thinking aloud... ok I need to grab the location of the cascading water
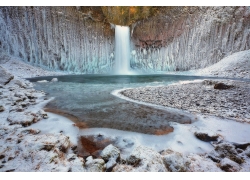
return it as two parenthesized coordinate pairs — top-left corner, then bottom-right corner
(114, 25), (133, 75)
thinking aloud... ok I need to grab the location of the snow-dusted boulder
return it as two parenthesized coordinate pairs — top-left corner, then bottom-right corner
(101, 144), (120, 162)
(7, 112), (36, 126)
(163, 151), (191, 172)
(100, 144), (120, 171)
(127, 145), (167, 172)
(0, 66), (14, 85)
(219, 158), (241, 172)
(213, 142), (244, 164)
(37, 80), (48, 83)
(85, 156), (106, 172)
(39, 109), (49, 119)
(244, 146), (250, 158)
(0, 105), (5, 112)
(51, 78), (58, 82)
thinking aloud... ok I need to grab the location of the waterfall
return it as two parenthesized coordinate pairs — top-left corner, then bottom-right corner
(114, 25), (132, 75)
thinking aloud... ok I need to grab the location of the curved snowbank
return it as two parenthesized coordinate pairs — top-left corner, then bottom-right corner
(194, 50), (250, 79)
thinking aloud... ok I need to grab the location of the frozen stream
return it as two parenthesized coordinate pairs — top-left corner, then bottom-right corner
(27, 74), (250, 156)
(27, 74), (243, 134)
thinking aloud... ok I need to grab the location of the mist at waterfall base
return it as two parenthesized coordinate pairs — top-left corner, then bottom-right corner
(113, 25), (137, 75)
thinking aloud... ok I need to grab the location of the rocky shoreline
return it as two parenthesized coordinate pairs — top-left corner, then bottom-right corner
(1, 54), (250, 171)
(121, 79), (250, 123)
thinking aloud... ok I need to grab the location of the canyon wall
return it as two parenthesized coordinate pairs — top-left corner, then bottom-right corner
(131, 6), (250, 72)
(0, 6), (250, 73)
(0, 6), (115, 73)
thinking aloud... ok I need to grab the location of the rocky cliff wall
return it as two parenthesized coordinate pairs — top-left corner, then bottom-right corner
(0, 6), (115, 73)
(131, 6), (250, 72)
(0, 6), (250, 73)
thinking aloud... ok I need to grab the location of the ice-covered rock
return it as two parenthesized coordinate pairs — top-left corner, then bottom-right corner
(39, 109), (49, 119)
(100, 144), (120, 171)
(101, 144), (120, 162)
(7, 112), (36, 126)
(0, 66), (14, 85)
(244, 146), (250, 158)
(85, 156), (106, 172)
(126, 145), (167, 172)
(51, 78), (58, 82)
(212, 142), (244, 164)
(194, 129), (220, 142)
(37, 80), (48, 83)
(220, 157), (241, 172)
(163, 151), (191, 172)
(0, 105), (5, 112)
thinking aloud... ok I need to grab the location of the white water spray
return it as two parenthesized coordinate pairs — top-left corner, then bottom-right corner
(114, 25), (133, 75)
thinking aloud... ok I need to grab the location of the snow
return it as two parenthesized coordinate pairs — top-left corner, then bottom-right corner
(1, 48), (250, 171)
(0, 57), (67, 78)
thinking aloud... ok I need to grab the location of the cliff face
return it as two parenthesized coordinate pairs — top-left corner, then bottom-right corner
(0, 6), (250, 73)
(0, 6), (115, 73)
(131, 6), (250, 72)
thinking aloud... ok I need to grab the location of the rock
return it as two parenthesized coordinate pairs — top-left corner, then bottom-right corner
(194, 131), (219, 142)
(51, 78), (58, 82)
(244, 146), (250, 157)
(214, 83), (233, 90)
(100, 144), (120, 171)
(214, 142), (244, 164)
(39, 109), (49, 119)
(37, 80), (48, 83)
(13, 80), (26, 88)
(0, 105), (5, 112)
(7, 112), (36, 126)
(232, 142), (250, 150)
(101, 144), (120, 162)
(163, 152), (191, 172)
(0, 66), (14, 85)
(85, 156), (106, 172)
(0, 154), (5, 159)
(127, 145), (167, 172)
(14, 92), (25, 98)
(219, 158), (240, 172)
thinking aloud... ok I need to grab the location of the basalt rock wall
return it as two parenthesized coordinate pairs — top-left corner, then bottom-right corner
(0, 6), (115, 73)
(0, 6), (250, 73)
(131, 6), (250, 72)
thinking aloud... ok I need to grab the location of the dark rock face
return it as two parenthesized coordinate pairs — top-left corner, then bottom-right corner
(0, 6), (115, 74)
(131, 6), (250, 72)
(0, 66), (14, 85)
(214, 83), (233, 90)
(194, 132), (219, 142)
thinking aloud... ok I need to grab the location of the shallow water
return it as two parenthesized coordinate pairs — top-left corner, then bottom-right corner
(27, 74), (241, 135)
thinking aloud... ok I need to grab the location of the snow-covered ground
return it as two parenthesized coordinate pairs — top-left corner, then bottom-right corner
(1, 50), (250, 172)
(163, 50), (250, 79)
(0, 54), (67, 78)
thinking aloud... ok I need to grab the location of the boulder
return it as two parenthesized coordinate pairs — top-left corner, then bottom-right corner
(127, 145), (167, 172)
(0, 105), (5, 112)
(219, 158), (241, 172)
(37, 80), (48, 83)
(85, 156), (106, 172)
(100, 144), (120, 171)
(101, 144), (120, 162)
(214, 83), (233, 90)
(194, 131), (219, 142)
(0, 66), (14, 85)
(163, 152), (191, 172)
(51, 78), (58, 82)
(213, 142), (244, 164)
(244, 146), (250, 158)
(7, 112), (36, 126)
(39, 109), (49, 119)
